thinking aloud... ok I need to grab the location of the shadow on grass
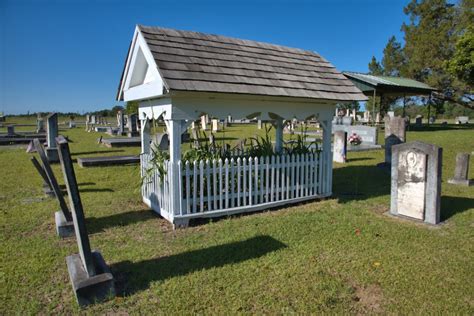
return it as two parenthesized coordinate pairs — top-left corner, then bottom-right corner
(347, 157), (375, 162)
(87, 209), (156, 233)
(112, 235), (286, 296)
(408, 124), (474, 132)
(80, 188), (114, 193)
(441, 195), (474, 221)
(333, 164), (390, 203)
(71, 150), (125, 156)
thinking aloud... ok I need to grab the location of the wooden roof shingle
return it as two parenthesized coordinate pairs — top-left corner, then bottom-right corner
(138, 25), (367, 101)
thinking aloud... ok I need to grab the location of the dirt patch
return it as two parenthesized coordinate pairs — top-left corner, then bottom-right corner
(352, 283), (384, 314)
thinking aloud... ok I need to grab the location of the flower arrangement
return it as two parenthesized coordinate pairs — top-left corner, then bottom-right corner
(348, 133), (362, 146)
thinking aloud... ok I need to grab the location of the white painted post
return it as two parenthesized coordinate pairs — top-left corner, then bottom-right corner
(166, 119), (183, 217)
(321, 119), (333, 195)
(275, 119), (284, 154)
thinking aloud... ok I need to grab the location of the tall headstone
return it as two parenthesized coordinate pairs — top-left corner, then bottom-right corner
(46, 113), (59, 162)
(7, 125), (15, 136)
(384, 116), (406, 165)
(36, 117), (45, 133)
(415, 115), (423, 127)
(390, 141), (442, 225)
(85, 115), (90, 131)
(201, 115), (208, 130)
(333, 131), (347, 163)
(448, 153), (473, 186)
(55, 137), (115, 307)
(257, 120), (262, 129)
(375, 112), (381, 124)
(117, 111), (125, 135)
(212, 119), (220, 132)
(127, 113), (139, 137)
(154, 133), (169, 150)
(351, 109), (357, 120)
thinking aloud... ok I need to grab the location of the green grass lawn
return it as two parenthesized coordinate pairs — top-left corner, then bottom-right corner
(0, 117), (473, 314)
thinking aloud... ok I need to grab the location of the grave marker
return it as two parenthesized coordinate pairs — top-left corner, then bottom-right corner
(333, 131), (347, 163)
(415, 115), (423, 127)
(127, 113), (139, 137)
(7, 125), (15, 136)
(46, 113), (59, 162)
(212, 119), (220, 131)
(390, 141), (442, 225)
(384, 116), (406, 165)
(455, 116), (469, 124)
(117, 111), (125, 135)
(448, 153), (473, 186)
(55, 137), (115, 307)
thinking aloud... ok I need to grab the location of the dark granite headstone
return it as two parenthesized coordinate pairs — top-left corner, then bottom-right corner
(127, 113), (139, 137)
(7, 125), (15, 136)
(46, 113), (59, 162)
(55, 137), (115, 307)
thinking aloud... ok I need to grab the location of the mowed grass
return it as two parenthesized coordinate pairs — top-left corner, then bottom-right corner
(0, 117), (473, 314)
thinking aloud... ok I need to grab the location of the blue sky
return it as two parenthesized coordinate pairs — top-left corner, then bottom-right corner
(1, 0), (409, 114)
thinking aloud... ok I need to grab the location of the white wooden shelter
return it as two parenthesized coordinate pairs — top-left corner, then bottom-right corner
(117, 25), (366, 227)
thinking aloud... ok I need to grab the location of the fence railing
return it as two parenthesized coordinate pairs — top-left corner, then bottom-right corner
(141, 152), (329, 220)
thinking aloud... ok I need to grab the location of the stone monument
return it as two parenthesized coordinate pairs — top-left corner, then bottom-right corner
(127, 113), (139, 137)
(46, 113), (59, 162)
(36, 116), (45, 133)
(55, 137), (115, 307)
(448, 153), (473, 186)
(384, 116), (406, 165)
(390, 141), (442, 225)
(415, 115), (423, 127)
(212, 119), (220, 132)
(117, 111), (125, 135)
(7, 125), (15, 136)
(333, 131), (347, 163)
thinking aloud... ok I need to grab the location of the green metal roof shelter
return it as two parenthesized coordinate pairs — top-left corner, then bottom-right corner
(343, 72), (438, 121)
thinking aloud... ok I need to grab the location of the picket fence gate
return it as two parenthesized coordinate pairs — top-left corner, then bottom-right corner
(141, 151), (331, 226)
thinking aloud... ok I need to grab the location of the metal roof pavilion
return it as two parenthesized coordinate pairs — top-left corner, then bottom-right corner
(343, 72), (436, 97)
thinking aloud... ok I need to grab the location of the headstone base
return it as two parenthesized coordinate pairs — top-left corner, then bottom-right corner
(46, 148), (59, 163)
(447, 178), (473, 186)
(55, 211), (74, 238)
(66, 251), (115, 307)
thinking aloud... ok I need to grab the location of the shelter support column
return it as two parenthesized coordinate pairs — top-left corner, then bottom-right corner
(166, 119), (185, 218)
(274, 118), (284, 154)
(140, 119), (151, 155)
(321, 119), (333, 196)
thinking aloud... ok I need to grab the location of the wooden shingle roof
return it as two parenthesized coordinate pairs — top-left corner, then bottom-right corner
(138, 25), (367, 101)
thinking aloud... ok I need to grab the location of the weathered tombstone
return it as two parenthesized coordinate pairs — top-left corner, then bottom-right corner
(33, 138), (74, 237)
(351, 109), (357, 120)
(448, 153), (473, 186)
(127, 113), (139, 137)
(212, 119), (220, 132)
(90, 115), (97, 124)
(46, 113), (59, 162)
(415, 115), (423, 127)
(342, 116), (352, 125)
(7, 125), (15, 136)
(55, 137), (115, 307)
(154, 133), (169, 150)
(191, 128), (200, 148)
(332, 125), (379, 146)
(201, 115), (208, 130)
(390, 141), (442, 225)
(429, 116), (435, 124)
(375, 112), (381, 124)
(117, 111), (125, 135)
(384, 116), (406, 165)
(455, 116), (469, 124)
(387, 111), (395, 118)
(36, 117), (45, 133)
(257, 120), (262, 129)
(333, 131), (347, 163)
(68, 121), (76, 128)
(85, 115), (90, 131)
(227, 115), (232, 126)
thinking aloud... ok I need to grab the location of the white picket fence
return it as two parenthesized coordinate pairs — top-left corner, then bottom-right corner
(141, 152), (331, 224)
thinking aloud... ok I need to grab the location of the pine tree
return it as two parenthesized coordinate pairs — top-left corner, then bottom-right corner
(382, 36), (406, 76)
(368, 56), (384, 75)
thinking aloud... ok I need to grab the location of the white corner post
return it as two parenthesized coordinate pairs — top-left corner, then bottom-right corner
(140, 119), (151, 154)
(274, 118), (284, 154)
(166, 119), (184, 218)
(321, 119), (333, 196)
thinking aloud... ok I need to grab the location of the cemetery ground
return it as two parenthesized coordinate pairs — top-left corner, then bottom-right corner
(1, 118), (473, 314)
